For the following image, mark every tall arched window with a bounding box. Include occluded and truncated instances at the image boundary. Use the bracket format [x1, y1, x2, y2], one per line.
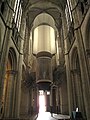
[2, 48, 17, 118]
[65, 0, 72, 30]
[13, 0, 22, 31]
[70, 48, 86, 118]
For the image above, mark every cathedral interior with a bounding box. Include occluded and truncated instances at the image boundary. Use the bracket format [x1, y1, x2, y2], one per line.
[0, 0, 90, 120]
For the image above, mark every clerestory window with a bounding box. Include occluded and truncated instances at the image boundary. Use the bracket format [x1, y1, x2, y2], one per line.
[65, 0, 73, 30]
[13, 0, 22, 31]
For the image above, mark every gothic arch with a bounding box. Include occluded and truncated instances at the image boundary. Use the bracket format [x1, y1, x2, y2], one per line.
[2, 47, 17, 118]
[70, 47, 86, 118]
[70, 47, 78, 70]
[8, 47, 17, 70]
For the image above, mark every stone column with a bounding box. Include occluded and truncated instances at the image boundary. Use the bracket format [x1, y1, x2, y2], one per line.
[71, 69, 85, 115]
[70, 70, 77, 109]
[44, 91, 47, 111]
[86, 49, 90, 78]
[31, 88, 34, 115]
[62, 13, 73, 116]
[33, 88, 37, 114]
[52, 87, 57, 113]
[75, 29, 90, 120]
[65, 54, 73, 115]
[28, 88, 32, 115]
[0, 28, 12, 119]
[14, 13, 26, 118]
[58, 87, 61, 113]
[37, 87, 39, 114]
[56, 87, 58, 113]
[0, 0, 15, 117]
[4, 70, 17, 118]
[50, 87, 52, 114]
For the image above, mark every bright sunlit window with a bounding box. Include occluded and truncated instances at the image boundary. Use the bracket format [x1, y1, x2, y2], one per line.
[13, 0, 22, 31]
[47, 91, 50, 95]
[65, 0, 72, 30]
[39, 90, 46, 113]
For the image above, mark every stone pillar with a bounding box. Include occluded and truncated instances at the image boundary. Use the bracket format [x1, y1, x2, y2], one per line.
[4, 70, 17, 118]
[28, 88, 32, 115]
[65, 54, 73, 116]
[44, 91, 47, 111]
[52, 87, 57, 113]
[50, 87, 52, 114]
[75, 29, 90, 120]
[62, 14, 73, 115]
[56, 87, 58, 113]
[14, 13, 26, 118]
[71, 69, 85, 116]
[70, 70, 77, 109]
[58, 87, 61, 113]
[33, 88, 37, 114]
[86, 49, 90, 78]
[0, 29, 12, 119]
[37, 87, 39, 114]
[0, 1, 15, 117]
[31, 88, 34, 114]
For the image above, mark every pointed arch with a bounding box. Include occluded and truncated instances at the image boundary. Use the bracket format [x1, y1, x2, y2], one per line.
[8, 47, 17, 70]
[70, 47, 86, 118]
[2, 47, 17, 118]
[70, 47, 78, 70]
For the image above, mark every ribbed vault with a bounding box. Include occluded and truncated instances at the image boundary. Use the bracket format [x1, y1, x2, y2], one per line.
[21, 0, 66, 30]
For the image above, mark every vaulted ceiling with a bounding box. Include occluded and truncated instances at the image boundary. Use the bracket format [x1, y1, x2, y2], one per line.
[21, 0, 67, 89]
[21, 0, 67, 29]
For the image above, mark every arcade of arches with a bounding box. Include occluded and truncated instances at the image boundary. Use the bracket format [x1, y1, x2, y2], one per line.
[0, 0, 90, 120]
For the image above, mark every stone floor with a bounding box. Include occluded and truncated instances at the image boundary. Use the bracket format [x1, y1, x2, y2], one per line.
[52, 113, 70, 120]
[36, 112, 70, 120]
[0, 112, 70, 120]
[36, 112, 56, 120]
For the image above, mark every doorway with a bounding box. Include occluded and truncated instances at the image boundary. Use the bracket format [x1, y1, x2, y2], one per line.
[39, 90, 46, 113]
